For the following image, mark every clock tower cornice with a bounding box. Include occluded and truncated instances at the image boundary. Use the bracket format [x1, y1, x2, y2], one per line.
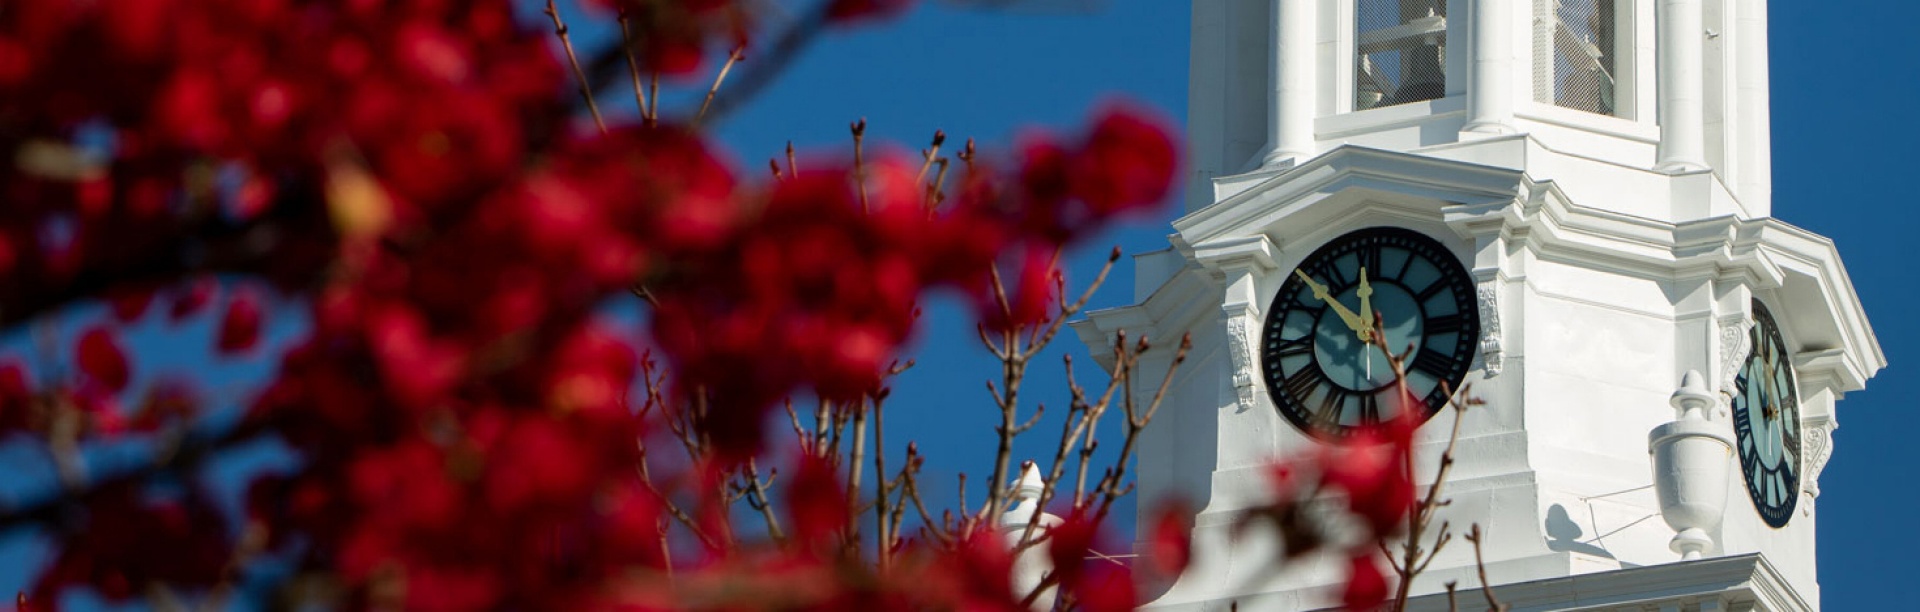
[1174, 145, 1528, 248]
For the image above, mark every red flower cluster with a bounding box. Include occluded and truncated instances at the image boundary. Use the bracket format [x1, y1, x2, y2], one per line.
[30, 483, 231, 604]
[650, 106, 1178, 458]
[3, 0, 1178, 608]
[1255, 404, 1421, 610]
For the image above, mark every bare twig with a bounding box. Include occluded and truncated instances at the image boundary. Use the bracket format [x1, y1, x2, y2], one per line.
[742, 459, 784, 542]
[693, 47, 745, 125]
[1466, 524, 1509, 611]
[544, 0, 604, 133]
[851, 119, 870, 213]
[916, 130, 947, 185]
[786, 142, 797, 180]
[615, 9, 649, 118]
[647, 71, 659, 126]
[1023, 246, 1123, 361]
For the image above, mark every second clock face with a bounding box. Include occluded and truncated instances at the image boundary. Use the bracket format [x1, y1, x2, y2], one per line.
[1732, 299, 1800, 528]
[1260, 227, 1479, 440]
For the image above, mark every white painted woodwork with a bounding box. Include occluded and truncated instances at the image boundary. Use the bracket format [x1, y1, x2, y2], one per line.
[1086, 2, 1886, 609]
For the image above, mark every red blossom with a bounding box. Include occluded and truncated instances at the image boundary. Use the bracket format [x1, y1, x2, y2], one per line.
[980, 245, 1060, 333]
[786, 453, 848, 550]
[0, 232, 17, 277]
[1147, 499, 1195, 577]
[1072, 565, 1139, 612]
[827, 0, 914, 24]
[934, 532, 1024, 611]
[1071, 103, 1180, 216]
[75, 326, 130, 393]
[365, 304, 463, 411]
[0, 360, 28, 432]
[168, 276, 217, 322]
[1319, 431, 1415, 536]
[106, 285, 156, 323]
[597, 485, 666, 569]
[216, 288, 264, 354]
[1045, 514, 1100, 590]
[1342, 551, 1390, 610]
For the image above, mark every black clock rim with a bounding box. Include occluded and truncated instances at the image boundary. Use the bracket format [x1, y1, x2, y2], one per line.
[1732, 299, 1800, 528]
[1257, 226, 1480, 442]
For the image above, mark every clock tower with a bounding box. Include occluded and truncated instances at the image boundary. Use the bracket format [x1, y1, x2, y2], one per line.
[1073, 1, 1884, 609]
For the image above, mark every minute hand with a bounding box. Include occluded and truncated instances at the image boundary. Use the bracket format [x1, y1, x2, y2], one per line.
[1294, 269, 1369, 334]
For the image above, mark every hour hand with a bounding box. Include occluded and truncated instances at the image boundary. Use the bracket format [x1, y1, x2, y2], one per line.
[1357, 267, 1374, 333]
[1294, 269, 1369, 334]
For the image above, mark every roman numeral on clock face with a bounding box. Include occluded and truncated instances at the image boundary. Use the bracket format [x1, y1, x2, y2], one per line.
[1282, 367, 1320, 406]
[1424, 314, 1465, 336]
[1270, 335, 1312, 359]
[1318, 258, 1349, 290]
[1357, 392, 1381, 425]
[1316, 388, 1351, 429]
[1410, 348, 1455, 377]
[1415, 281, 1447, 302]
[1355, 243, 1382, 278]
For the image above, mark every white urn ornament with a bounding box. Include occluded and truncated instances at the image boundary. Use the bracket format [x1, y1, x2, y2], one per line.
[1648, 370, 1734, 560]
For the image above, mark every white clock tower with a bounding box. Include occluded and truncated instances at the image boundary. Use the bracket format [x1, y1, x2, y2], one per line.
[1073, 1, 1884, 609]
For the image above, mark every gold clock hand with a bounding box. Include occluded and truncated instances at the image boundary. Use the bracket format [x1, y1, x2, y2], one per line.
[1356, 266, 1375, 342]
[1294, 269, 1368, 334]
[1763, 345, 1777, 386]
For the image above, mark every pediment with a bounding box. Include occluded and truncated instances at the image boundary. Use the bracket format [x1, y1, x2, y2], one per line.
[1174, 145, 1527, 252]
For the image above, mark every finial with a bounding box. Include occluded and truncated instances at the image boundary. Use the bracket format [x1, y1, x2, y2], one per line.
[1650, 370, 1734, 561]
[1669, 370, 1715, 420]
[1013, 461, 1045, 502]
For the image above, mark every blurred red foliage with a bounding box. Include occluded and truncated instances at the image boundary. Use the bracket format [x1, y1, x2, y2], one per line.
[0, 1, 1225, 609]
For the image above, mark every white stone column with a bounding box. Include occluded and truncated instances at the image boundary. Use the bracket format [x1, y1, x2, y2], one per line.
[1656, 0, 1709, 172]
[1733, 0, 1772, 213]
[1464, 0, 1516, 134]
[1261, 0, 1318, 168]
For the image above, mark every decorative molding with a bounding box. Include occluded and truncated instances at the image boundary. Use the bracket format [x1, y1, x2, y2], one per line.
[1718, 317, 1753, 401]
[1802, 419, 1834, 502]
[1476, 282, 1503, 377]
[1225, 307, 1258, 412]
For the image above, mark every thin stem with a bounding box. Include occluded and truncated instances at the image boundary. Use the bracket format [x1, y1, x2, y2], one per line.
[785, 142, 797, 179]
[873, 394, 892, 568]
[694, 47, 745, 126]
[744, 459, 784, 542]
[915, 130, 947, 184]
[1466, 524, 1509, 611]
[616, 10, 648, 116]
[647, 72, 660, 127]
[1023, 246, 1122, 361]
[846, 399, 869, 546]
[851, 119, 870, 213]
[543, 0, 604, 133]
[1093, 333, 1189, 523]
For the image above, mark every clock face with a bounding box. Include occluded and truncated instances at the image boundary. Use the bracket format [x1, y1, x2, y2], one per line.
[1731, 300, 1800, 527]
[1259, 227, 1479, 440]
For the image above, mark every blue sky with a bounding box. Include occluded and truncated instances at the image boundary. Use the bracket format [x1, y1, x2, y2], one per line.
[4, 0, 1916, 608]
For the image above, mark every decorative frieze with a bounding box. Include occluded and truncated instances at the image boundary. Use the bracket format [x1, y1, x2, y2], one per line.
[1477, 282, 1503, 377]
[1718, 317, 1754, 402]
[1225, 307, 1258, 412]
